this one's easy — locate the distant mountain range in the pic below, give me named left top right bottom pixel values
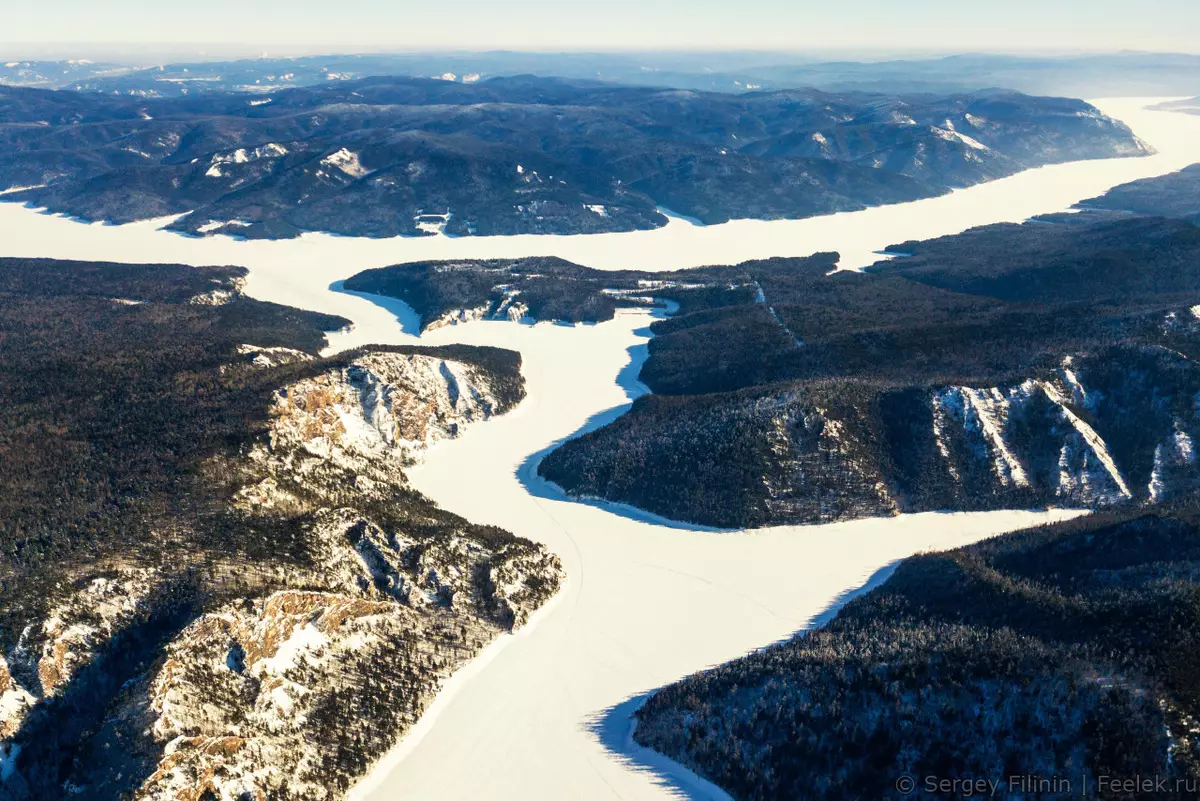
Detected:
left=1157, top=96, right=1200, bottom=111
left=3, top=51, right=1200, bottom=98
left=0, top=76, right=1148, bottom=238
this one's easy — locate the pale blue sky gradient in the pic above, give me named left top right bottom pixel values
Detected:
left=5, top=0, right=1199, bottom=56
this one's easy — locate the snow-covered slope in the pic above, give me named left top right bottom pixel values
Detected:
left=922, top=350, right=1200, bottom=511
left=239, top=350, right=508, bottom=508
left=0, top=345, right=560, bottom=801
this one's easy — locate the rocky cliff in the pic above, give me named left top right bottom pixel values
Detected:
left=0, top=259, right=561, bottom=801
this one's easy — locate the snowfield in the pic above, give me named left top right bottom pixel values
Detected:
left=0, top=98, right=1197, bottom=800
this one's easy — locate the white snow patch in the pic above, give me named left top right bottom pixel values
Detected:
left=930, top=399, right=961, bottom=482
left=255, top=623, right=328, bottom=677
left=0, top=681, right=33, bottom=736
left=415, top=211, right=452, bottom=235
left=322, top=148, right=369, bottom=178
left=196, top=219, right=253, bottom=234
left=189, top=288, right=235, bottom=306
left=0, top=184, right=46, bottom=196
left=931, top=125, right=991, bottom=151
left=1060, top=357, right=1089, bottom=405
left=1149, top=444, right=1169, bottom=503
left=236, top=343, right=313, bottom=369
left=1174, top=423, right=1196, bottom=463
left=959, top=388, right=1031, bottom=488
left=206, top=143, right=288, bottom=177
left=1040, top=380, right=1131, bottom=498
left=584, top=204, right=608, bottom=217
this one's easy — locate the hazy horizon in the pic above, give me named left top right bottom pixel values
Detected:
left=5, top=0, right=1200, bottom=60
left=2, top=44, right=1199, bottom=67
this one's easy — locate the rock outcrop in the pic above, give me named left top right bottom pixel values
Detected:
left=0, top=258, right=561, bottom=801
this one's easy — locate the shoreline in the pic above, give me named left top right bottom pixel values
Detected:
left=0, top=97, right=1192, bottom=800
left=345, top=583, right=569, bottom=801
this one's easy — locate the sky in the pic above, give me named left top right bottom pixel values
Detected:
left=3, top=0, right=1199, bottom=58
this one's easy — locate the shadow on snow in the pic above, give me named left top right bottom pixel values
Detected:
left=583, top=561, right=901, bottom=801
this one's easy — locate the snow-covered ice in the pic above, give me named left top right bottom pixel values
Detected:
left=341, top=309, right=1083, bottom=801
left=0, top=98, right=1195, bottom=800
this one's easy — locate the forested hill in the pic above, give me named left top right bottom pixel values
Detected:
left=0, top=76, right=1147, bottom=238
left=538, top=214, right=1200, bottom=526
left=614, top=170, right=1200, bottom=801
left=339, top=170, right=1200, bottom=530
left=0, top=257, right=562, bottom=800
left=1070, top=161, right=1200, bottom=225
left=342, top=254, right=837, bottom=332
left=634, top=504, right=1200, bottom=800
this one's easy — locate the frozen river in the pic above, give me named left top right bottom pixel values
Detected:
left=1, top=98, right=1198, bottom=800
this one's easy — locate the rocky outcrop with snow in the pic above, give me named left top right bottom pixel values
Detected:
left=919, top=351, right=1200, bottom=511
left=236, top=350, right=507, bottom=513
left=1, top=346, right=561, bottom=801
left=123, top=349, right=557, bottom=800
left=542, top=346, right=1200, bottom=528
left=236, top=343, right=315, bottom=370
left=0, top=568, right=162, bottom=736
left=424, top=288, right=531, bottom=331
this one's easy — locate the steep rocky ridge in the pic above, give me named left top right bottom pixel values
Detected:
left=0, top=258, right=561, bottom=800
left=541, top=346, right=1200, bottom=527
